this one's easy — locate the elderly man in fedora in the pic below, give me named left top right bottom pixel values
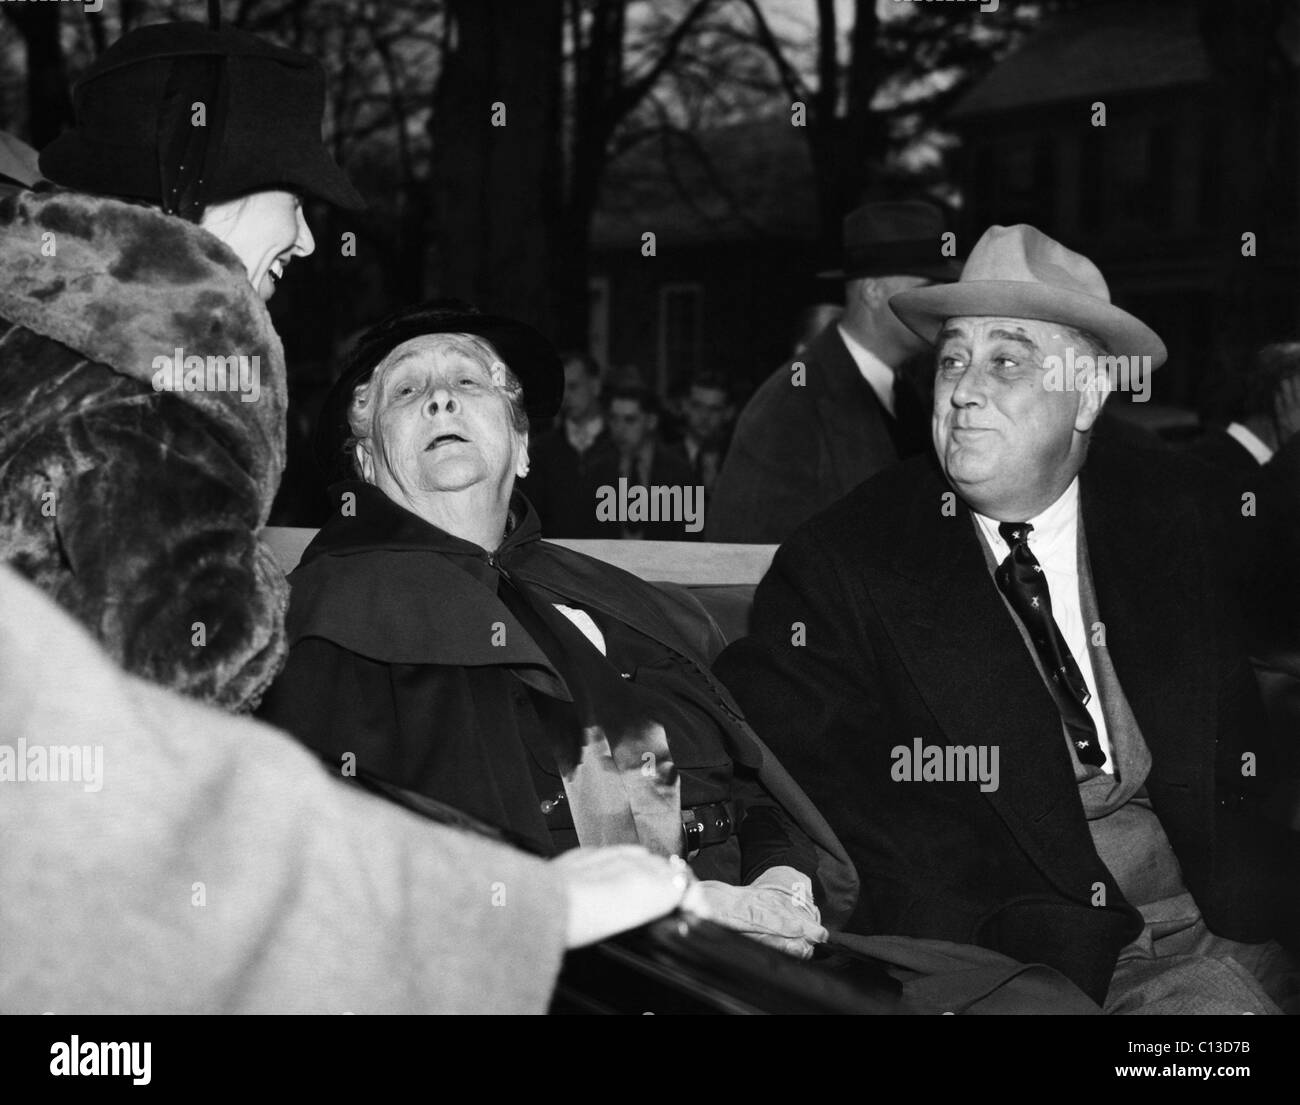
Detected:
left=706, top=201, right=959, bottom=543
left=715, top=224, right=1299, bottom=1013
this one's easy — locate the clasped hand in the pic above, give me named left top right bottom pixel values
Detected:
left=682, top=864, right=827, bottom=959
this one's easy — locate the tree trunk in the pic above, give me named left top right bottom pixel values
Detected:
left=809, top=0, right=841, bottom=258
left=806, top=0, right=885, bottom=259
left=551, top=0, right=625, bottom=351
left=4, top=5, right=73, bottom=148
left=429, top=0, right=564, bottom=337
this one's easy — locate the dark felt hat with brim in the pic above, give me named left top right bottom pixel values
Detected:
left=40, top=21, right=364, bottom=215
left=817, top=200, right=962, bottom=281
left=890, top=224, right=1168, bottom=367
left=315, top=302, right=565, bottom=482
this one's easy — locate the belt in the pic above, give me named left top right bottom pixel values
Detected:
left=539, top=792, right=735, bottom=852
left=682, top=800, right=734, bottom=853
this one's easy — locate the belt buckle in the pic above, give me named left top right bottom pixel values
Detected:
left=682, top=807, right=705, bottom=856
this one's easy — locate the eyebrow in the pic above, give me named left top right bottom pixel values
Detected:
left=381, top=351, right=423, bottom=374
left=986, top=328, right=1039, bottom=351
left=382, top=351, right=492, bottom=379
left=936, top=327, right=1039, bottom=352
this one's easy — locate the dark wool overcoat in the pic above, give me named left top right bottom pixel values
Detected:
left=715, top=438, right=1298, bottom=1004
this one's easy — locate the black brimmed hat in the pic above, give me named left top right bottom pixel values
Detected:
left=315, top=302, right=565, bottom=481
left=818, top=200, right=961, bottom=281
left=40, top=21, right=364, bottom=217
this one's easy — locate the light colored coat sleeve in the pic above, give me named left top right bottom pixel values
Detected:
left=0, top=566, right=567, bottom=1014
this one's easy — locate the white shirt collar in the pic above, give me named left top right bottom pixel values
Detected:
left=1225, top=422, right=1274, bottom=465
left=837, top=324, right=896, bottom=417
left=973, top=477, right=1081, bottom=570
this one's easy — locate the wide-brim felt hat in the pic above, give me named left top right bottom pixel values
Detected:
left=817, top=200, right=962, bottom=281
left=40, top=21, right=364, bottom=213
left=315, top=302, right=565, bottom=481
left=889, top=224, right=1167, bottom=367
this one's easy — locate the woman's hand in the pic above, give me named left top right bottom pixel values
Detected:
left=681, top=865, right=827, bottom=959
left=552, top=846, right=693, bottom=948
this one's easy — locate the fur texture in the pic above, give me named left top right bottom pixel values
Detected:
left=0, top=188, right=289, bottom=711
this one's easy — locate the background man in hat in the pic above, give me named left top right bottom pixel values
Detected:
left=705, top=200, right=958, bottom=543
left=715, top=224, right=1299, bottom=1012
left=0, top=21, right=364, bottom=711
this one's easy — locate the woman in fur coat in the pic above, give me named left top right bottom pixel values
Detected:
left=0, top=22, right=364, bottom=711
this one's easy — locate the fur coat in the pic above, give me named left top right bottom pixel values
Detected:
left=0, top=187, right=288, bottom=710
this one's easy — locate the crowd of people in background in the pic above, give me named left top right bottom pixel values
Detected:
left=523, top=355, right=737, bottom=540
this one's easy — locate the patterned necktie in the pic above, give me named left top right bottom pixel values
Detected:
left=994, top=522, right=1105, bottom=767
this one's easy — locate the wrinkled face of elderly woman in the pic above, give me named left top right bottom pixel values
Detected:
left=349, top=333, right=529, bottom=503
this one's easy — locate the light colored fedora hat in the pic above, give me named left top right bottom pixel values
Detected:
left=890, top=224, right=1167, bottom=367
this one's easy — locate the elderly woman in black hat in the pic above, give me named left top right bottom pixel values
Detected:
left=258, top=302, right=859, bottom=957
left=0, top=21, right=365, bottom=710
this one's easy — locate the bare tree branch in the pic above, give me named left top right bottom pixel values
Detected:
left=616, top=0, right=717, bottom=115
left=737, top=0, right=810, bottom=104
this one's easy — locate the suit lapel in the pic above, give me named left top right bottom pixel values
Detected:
left=1079, top=445, right=1212, bottom=798
left=867, top=462, right=1105, bottom=898
left=810, top=326, right=899, bottom=499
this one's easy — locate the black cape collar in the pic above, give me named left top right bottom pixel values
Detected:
left=286, top=480, right=564, bottom=690
left=301, top=479, right=542, bottom=573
